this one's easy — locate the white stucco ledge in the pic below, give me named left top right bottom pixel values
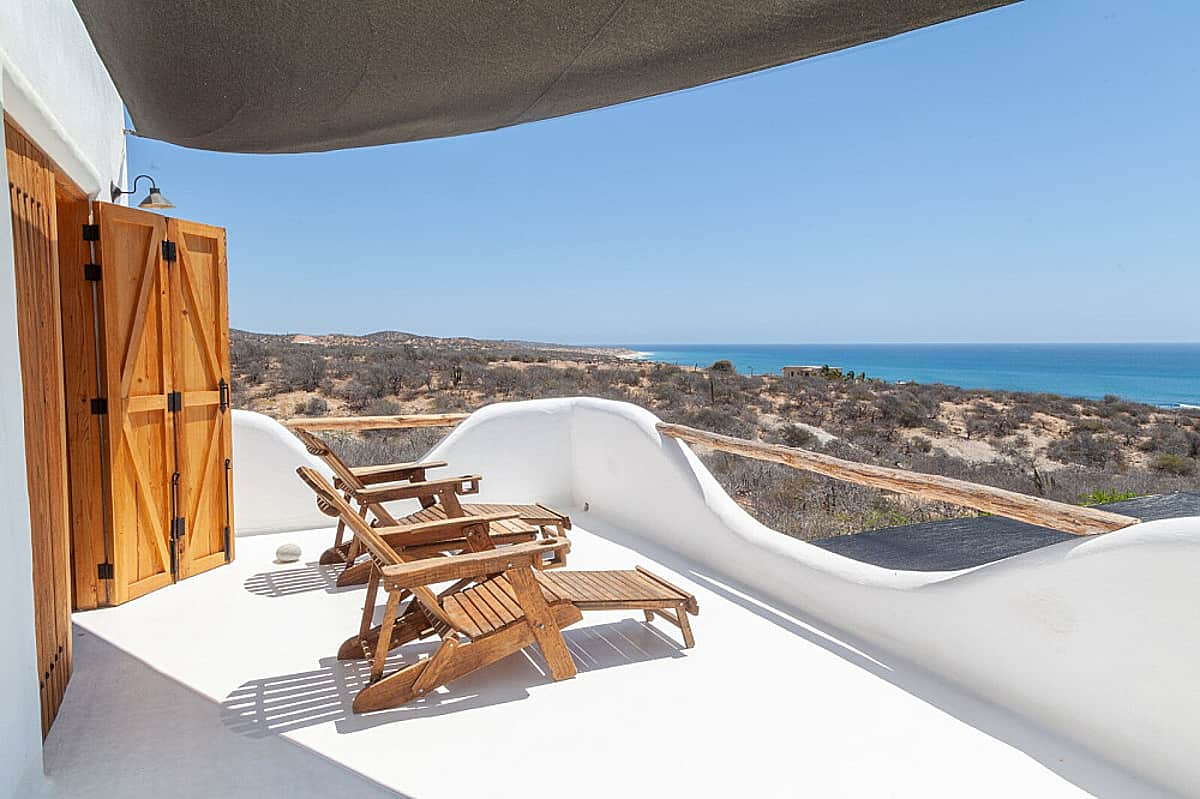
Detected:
left=217, top=402, right=1200, bottom=795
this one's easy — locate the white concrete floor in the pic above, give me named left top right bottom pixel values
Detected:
left=41, top=524, right=1162, bottom=798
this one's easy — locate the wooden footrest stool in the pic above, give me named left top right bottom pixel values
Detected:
left=534, top=567, right=699, bottom=648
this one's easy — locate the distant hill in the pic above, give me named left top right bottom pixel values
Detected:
left=229, top=328, right=1200, bottom=542
left=230, top=328, right=635, bottom=358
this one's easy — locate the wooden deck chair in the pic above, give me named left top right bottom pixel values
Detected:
left=296, top=467, right=699, bottom=713
left=293, top=428, right=570, bottom=584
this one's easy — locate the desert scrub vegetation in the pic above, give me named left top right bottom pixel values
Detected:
left=233, top=329, right=1200, bottom=541
left=1079, top=489, right=1140, bottom=506
left=1152, top=453, right=1196, bottom=476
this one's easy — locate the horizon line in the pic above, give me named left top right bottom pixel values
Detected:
left=233, top=328, right=1200, bottom=347
left=598, top=341, right=1200, bottom=348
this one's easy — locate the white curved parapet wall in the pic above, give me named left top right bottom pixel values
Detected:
left=234, top=399, right=1200, bottom=796
left=231, top=410, right=335, bottom=535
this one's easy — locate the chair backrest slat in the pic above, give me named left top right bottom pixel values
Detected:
left=294, top=429, right=407, bottom=525
left=294, top=429, right=365, bottom=491
left=296, top=466, right=455, bottom=629
left=296, top=467, right=396, bottom=560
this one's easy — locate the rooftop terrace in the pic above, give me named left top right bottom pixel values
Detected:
left=34, top=400, right=1200, bottom=797
left=45, top=524, right=1141, bottom=799
left=6, top=3, right=1192, bottom=796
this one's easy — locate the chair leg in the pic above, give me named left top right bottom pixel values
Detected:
left=370, top=589, right=404, bottom=682
left=410, top=634, right=460, bottom=698
left=359, top=568, right=381, bottom=637
left=319, top=540, right=352, bottom=565
left=644, top=605, right=696, bottom=649
left=323, top=496, right=366, bottom=563
left=676, top=603, right=696, bottom=649
left=539, top=527, right=568, bottom=569
left=345, top=535, right=363, bottom=565
left=336, top=559, right=372, bottom=587
left=352, top=603, right=583, bottom=713
left=507, top=567, right=577, bottom=681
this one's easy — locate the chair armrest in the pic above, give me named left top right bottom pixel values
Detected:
left=347, top=460, right=448, bottom=487
left=374, top=511, right=520, bottom=548
left=381, top=538, right=570, bottom=590
left=356, top=475, right=481, bottom=504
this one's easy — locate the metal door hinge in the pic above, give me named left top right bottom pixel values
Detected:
left=218, top=378, right=229, bottom=413
left=223, top=458, right=234, bottom=562
left=167, top=391, right=182, bottom=412
left=84, top=263, right=102, bottom=281
left=162, top=240, right=177, bottom=263
left=82, top=224, right=99, bottom=241
left=90, top=397, right=108, bottom=415
left=97, top=562, right=114, bottom=580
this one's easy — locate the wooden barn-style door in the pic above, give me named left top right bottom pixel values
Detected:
left=93, top=205, right=176, bottom=601
left=168, top=218, right=234, bottom=580
left=5, top=119, right=74, bottom=735
left=64, top=203, right=234, bottom=608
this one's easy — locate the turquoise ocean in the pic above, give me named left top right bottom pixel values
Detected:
left=626, top=344, right=1200, bottom=408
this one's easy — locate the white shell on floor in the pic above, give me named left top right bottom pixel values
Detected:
left=275, top=543, right=302, bottom=563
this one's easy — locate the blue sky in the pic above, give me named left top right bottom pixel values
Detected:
left=127, top=1, right=1199, bottom=345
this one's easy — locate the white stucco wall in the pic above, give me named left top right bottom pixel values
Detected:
left=230, top=411, right=336, bottom=535
left=234, top=400, right=1200, bottom=796
left=0, top=2, right=125, bottom=795
left=0, top=102, right=43, bottom=799
left=0, top=0, right=126, bottom=196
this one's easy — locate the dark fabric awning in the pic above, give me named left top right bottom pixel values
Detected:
left=74, top=0, right=1018, bottom=154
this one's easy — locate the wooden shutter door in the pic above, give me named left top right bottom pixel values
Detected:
left=94, top=203, right=175, bottom=604
left=168, top=218, right=234, bottom=577
left=57, top=195, right=108, bottom=610
left=6, top=120, right=74, bottom=734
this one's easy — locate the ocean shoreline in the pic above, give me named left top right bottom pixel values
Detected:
left=617, top=343, right=1200, bottom=409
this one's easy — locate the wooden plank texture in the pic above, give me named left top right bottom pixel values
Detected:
left=56, top=190, right=107, bottom=610
left=64, top=203, right=236, bottom=606
left=5, top=118, right=74, bottom=735
left=284, top=413, right=469, bottom=431
left=96, top=202, right=173, bottom=603
left=169, top=217, right=234, bottom=577
left=657, top=422, right=1139, bottom=536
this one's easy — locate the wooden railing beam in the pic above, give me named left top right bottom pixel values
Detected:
left=283, top=413, right=470, bottom=432
left=656, top=422, right=1139, bottom=536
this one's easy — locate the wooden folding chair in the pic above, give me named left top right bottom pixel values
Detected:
left=296, top=467, right=699, bottom=713
left=293, top=428, right=570, bottom=585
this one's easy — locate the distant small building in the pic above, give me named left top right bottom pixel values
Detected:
left=782, top=365, right=827, bottom=377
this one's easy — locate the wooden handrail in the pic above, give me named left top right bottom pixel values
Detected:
left=656, top=422, right=1140, bottom=536
left=283, top=413, right=471, bottom=432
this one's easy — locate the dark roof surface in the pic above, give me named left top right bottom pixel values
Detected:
left=812, top=492, right=1200, bottom=571
left=74, top=0, right=1018, bottom=153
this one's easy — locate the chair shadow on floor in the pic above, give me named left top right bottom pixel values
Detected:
left=221, top=619, right=683, bottom=736
left=243, top=561, right=358, bottom=597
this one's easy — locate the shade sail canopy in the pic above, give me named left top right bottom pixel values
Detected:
left=74, top=0, right=1017, bottom=154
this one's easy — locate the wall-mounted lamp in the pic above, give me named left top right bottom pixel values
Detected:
left=110, top=174, right=175, bottom=209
